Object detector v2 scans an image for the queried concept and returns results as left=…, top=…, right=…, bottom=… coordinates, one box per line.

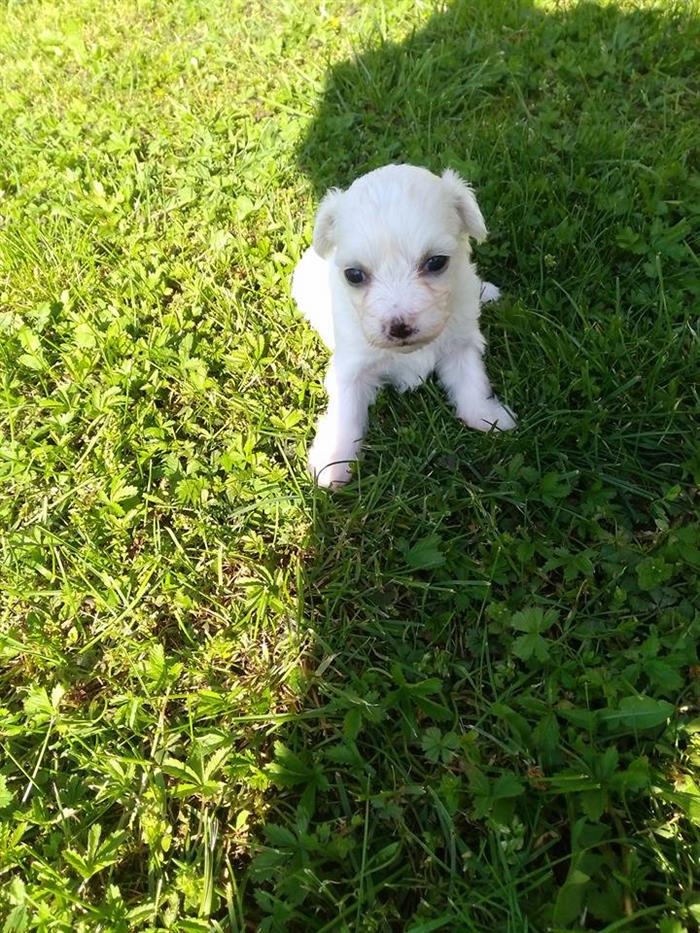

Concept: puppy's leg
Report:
left=438, top=343, right=516, bottom=432
left=480, top=281, right=501, bottom=304
left=308, top=363, right=376, bottom=487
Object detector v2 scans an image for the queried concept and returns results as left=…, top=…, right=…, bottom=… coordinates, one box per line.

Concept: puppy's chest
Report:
left=373, top=346, right=438, bottom=392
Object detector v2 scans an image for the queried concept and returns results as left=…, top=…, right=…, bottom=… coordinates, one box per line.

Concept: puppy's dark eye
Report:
left=344, top=267, right=367, bottom=286
left=423, top=255, right=450, bottom=274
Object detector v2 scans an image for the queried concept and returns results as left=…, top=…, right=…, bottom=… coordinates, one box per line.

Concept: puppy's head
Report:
left=313, top=164, right=487, bottom=352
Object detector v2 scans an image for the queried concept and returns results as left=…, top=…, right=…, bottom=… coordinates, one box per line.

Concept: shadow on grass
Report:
left=248, top=0, right=699, bottom=929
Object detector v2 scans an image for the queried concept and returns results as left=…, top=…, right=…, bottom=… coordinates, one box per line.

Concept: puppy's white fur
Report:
left=292, top=164, right=515, bottom=486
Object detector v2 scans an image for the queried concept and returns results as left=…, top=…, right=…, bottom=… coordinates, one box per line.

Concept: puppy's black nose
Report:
left=388, top=320, right=415, bottom=340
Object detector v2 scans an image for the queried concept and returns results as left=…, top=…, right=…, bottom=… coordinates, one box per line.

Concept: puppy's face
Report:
left=313, top=165, right=487, bottom=352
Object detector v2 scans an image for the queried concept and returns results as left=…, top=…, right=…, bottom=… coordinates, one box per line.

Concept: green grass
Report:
left=1, top=0, right=699, bottom=929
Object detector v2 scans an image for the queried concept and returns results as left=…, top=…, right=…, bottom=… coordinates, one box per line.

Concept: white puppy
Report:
left=292, top=163, right=515, bottom=486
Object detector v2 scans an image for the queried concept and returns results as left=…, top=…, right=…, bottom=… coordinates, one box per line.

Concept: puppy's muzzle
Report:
left=383, top=318, right=435, bottom=352
left=388, top=319, right=416, bottom=340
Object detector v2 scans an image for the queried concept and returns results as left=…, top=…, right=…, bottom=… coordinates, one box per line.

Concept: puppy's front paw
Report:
left=308, top=440, right=354, bottom=487
left=461, top=398, right=516, bottom=433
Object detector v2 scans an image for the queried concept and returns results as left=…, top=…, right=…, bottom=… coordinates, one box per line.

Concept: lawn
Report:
left=0, top=0, right=698, bottom=929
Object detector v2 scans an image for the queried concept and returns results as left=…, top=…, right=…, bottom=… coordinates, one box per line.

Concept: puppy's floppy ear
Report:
left=312, top=187, right=343, bottom=258
left=441, top=169, right=488, bottom=243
